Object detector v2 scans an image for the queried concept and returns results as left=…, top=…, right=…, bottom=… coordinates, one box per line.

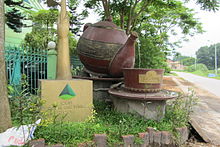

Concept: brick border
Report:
left=28, top=127, right=188, bottom=147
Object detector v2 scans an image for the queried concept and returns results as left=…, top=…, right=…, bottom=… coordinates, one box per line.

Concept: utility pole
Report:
left=208, top=40, right=218, bottom=75
left=215, top=43, right=218, bottom=75
left=195, top=55, right=197, bottom=70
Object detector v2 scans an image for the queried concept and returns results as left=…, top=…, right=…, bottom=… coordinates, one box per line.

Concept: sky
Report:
left=79, top=1, right=220, bottom=57
left=174, top=2, right=220, bottom=57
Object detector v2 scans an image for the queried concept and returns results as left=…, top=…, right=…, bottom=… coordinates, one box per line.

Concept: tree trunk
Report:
left=56, top=0, right=72, bottom=80
left=0, top=0, right=12, bottom=132
left=101, top=0, right=110, bottom=19
left=120, top=12, right=124, bottom=29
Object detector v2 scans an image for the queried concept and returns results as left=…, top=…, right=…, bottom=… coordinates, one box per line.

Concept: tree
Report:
left=181, top=57, right=195, bottom=66
left=195, top=0, right=219, bottom=11
left=5, top=0, right=29, bottom=32
left=68, top=0, right=89, bottom=35
left=196, top=43, right=220, bottom=70
left=22, top=9, right=77, bottom=56
left=173, top=52, right=195, bottom=66
left=56, top=0, right=72, bottom=79
left=0, top=0, right=12, bottom=132
left=83, top=0, right=206, bottom=71
left=46, top=0, right=88, bottom=35
left=84, top=0, right=219, bottom=34
left=85, top=0, right=155, bottom=34
left=134, top=1, right=203, bottom=70
left=22, top=9, right=59, bottom=49
left=5, top=0, right=87, bottom=34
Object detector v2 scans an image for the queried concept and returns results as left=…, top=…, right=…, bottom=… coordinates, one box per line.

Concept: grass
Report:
left=172, top=69, right=220, bottom=80
left=8, top=79, right=196, bottom=146
left=35, top=101, right=170, bottom=145
left=184, top=70, right=220, bottom=80
left=33, top=95, right=195, bottom=146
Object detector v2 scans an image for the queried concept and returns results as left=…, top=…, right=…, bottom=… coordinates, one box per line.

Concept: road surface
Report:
left=173, top=71, right=220, bottom=145
left=174, top=71, right=220, bottom=97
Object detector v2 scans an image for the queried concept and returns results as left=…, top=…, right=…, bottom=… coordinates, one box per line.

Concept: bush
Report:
left=8, top=85, right=42, bottom=126
left=186, top=63, right=208, bottom=72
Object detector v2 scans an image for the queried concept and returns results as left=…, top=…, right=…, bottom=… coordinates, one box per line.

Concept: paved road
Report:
left=172, top=73, right=220, bottom=145
left=174, top=71, right=220, bottom=97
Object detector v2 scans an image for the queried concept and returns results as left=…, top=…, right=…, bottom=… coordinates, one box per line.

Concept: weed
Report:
left=71, top=66, right=83, bottom=76
left=8, top=76, right=43, bottom=126
left=165, top=89, right=198, bottom=145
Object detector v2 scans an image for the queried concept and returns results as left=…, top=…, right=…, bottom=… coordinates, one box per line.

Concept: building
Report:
left=167, top=60, right=185, bottom=70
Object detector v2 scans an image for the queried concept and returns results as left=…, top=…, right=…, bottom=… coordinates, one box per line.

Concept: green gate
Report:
left=4, top=46, right=48, bottom=94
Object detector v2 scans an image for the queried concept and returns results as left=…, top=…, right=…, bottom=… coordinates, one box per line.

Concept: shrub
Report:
left=8, top=76, right=43, bottom=126
left=186, top=63, right=208, bottom=72
left=165, top=89, right=197, bottom=128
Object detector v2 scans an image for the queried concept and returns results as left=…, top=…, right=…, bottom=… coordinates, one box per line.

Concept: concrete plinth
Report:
left=40, top=79, right=93, bottom=122
left=111, top=96, right=166, bottom=120
left=109, top=87, right=177, bottom=120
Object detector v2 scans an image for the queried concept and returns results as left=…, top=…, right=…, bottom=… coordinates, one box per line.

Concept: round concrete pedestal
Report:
left=109, top=86, right=177, bottom=120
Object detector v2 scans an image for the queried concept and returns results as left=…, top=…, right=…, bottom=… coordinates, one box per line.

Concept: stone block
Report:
left=94, top=134, right=107, bottom=147
left=175, top=127, right=189, bottom=145
left=78, top=143, right=87, bottom=147
left=146, top=127, right=155, bottom=144
left=182, top=127, right=189, bottom=142
left=29, top=138, right=45, bottom=147
left=153, top=131, right=161, bottom=147
left=138, top=132, right=149, bottom=147
left=51, top=144, right=64, bottom=147
left=111, top=143, right=123, bottom=147
left=161, top=131, right=172, bottom=145
left=122, top=135, right=134, bottom=147
left=40, top=79, right=93, bottom=122
left=78, top=142, right=95, bottom=147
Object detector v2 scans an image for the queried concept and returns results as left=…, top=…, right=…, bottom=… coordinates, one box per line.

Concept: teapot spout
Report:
left=108, top=32, right=138, bottom=77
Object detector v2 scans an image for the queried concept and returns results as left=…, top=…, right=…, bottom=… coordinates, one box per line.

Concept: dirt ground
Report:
left=162, top=76, right=220, bottom=147
left=162, top=76, right=183, bottom=92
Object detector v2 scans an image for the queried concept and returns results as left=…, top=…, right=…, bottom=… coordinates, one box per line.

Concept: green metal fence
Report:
left=4, top=46, right=48, bottom=94
left=70, top=56, right=84, bottom=69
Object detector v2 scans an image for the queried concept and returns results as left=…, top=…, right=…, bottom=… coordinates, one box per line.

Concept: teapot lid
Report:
left=92, top=17, right=122, bottom=31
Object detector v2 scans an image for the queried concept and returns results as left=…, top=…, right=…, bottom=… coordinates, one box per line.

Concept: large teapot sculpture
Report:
left=76, top=18, right=138, bottom=77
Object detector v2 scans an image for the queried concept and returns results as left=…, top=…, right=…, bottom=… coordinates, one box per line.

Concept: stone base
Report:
left=93, top=80, right=116, bottom=101
left=74, top=75, right=122, bottom=101
left=111, top=96, right=166, bottom=120
left=40, top=79, right=93, bottom=122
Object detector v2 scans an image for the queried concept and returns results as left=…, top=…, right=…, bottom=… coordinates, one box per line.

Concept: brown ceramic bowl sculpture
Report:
left=123, top=68, right=164, bottom=92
